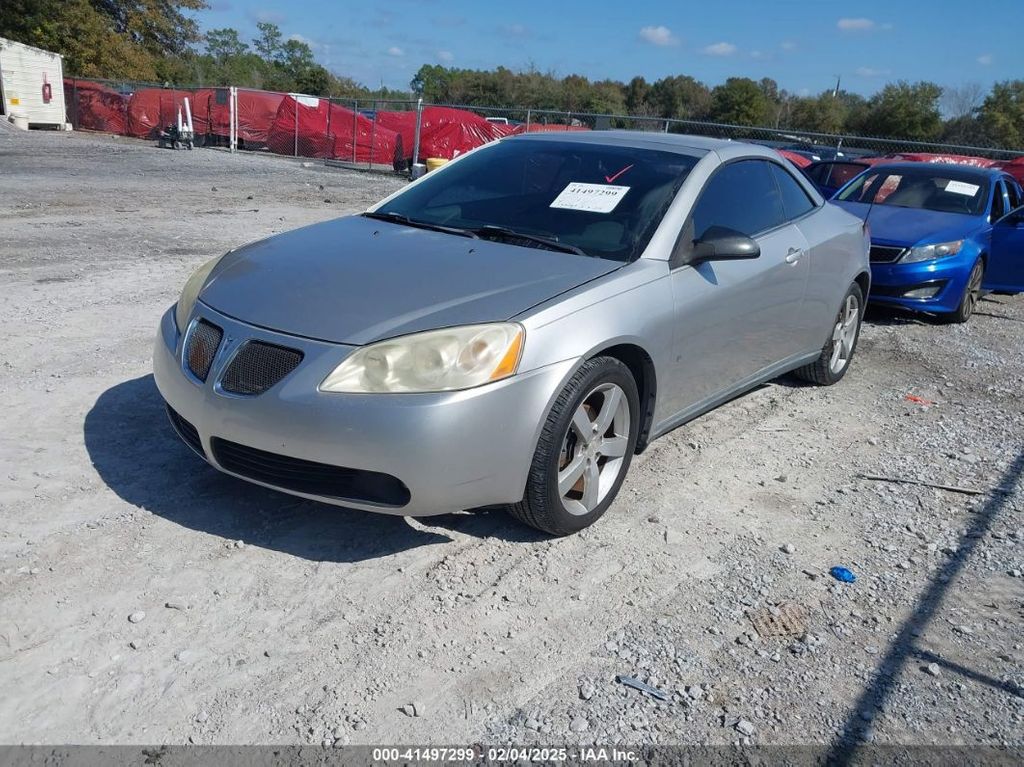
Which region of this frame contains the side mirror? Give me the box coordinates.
[688,228,760,265]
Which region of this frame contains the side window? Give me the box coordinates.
[1005,180,1022,213]
[991,182,1007,222]
[691,160,785,240]
[770,163,816,220]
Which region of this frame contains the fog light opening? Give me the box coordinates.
[903,285,941,299]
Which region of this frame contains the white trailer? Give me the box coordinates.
[0,37,67,129]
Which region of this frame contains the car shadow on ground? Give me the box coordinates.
[864,295,1016,327]
[84,375,543,563]
[826,446,1024,762]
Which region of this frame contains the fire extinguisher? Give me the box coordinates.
[42,75,52,104]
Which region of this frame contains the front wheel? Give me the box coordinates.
[506,357,639,536]
[942,259,983,324]
[794,282,864,385]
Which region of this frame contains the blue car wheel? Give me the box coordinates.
[943,259,985,324]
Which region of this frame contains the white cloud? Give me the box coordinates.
[501,23,529,37]
[780,40,797,51]
[838,18,876,31]
[386,46,404,57]
[855,66,890,77]
[977,53,994,65]
[702,42,737,56]
[437,50,454,63]
[638,25,679,47]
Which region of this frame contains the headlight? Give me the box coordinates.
[320,323,524,393]
[900,240,963,264]
[175,256,223,331]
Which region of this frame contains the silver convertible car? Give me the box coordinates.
[155,133,869,535]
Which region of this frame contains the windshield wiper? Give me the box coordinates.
[362,211,478,239]
[471,225,587,256]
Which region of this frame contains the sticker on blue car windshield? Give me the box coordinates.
[944,180,980,196]
[550,182,630,213]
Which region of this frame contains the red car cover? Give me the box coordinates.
[776,149,812,168]
[126,88,195,138]
[64,79,128,135]
[266,96,403,168]
[378,107,503,160]
[883,152,998,168]
[193,88,284,146]
[993,157,1024,187]
[514,123,590,134]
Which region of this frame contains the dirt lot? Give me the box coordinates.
[1,125,1022,749]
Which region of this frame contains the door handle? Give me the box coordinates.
[785,248,803,265]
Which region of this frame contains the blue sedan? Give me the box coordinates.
[832,163,1024,322]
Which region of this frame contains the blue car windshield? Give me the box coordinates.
[375,139,700,261]
[836,167,990,216]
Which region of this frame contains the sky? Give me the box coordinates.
[200,0,1023,98]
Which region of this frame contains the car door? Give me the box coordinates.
[663,159,811,417]
[986,203,1024,293]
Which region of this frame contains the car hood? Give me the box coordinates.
[832,201,984,246]
[198,215,621,345]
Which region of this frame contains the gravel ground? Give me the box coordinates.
[1,126,1022,748]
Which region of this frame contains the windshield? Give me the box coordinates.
[836,167,990,216]
[374,139,700,261]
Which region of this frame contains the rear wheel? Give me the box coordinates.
[942,259,984,324]
[506,357,639,536]
[794,282,863,385]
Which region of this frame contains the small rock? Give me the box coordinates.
[197,710,209,723]
[735,719,756,737]
[579,682,595,701]
[129,640,141,650]
[781,543,795,555]
[925,663,941,677]
[569,716,589,733]
[165,601,186,611]
[233,540,245,549]
[524,718,540,731]
[1009,569,1022,578]
[647,514,661,524]
[867,437,879,446]
[775,474,788,483]
[400,703,421,717]
[174,649,195,662]
[128,611,146,624]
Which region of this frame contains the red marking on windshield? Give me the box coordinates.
[605,164,634,184]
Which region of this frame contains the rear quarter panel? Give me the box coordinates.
[796,203,870,345]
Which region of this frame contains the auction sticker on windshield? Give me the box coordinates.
[945,180,980,196]
[550,182,630,213]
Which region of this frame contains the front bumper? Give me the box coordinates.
[153,305,576,515]
[868,246,979,314]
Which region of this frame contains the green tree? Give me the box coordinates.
[648,75,711,120]
[710,78,771,125]
[787,92,847,134]
[624,76,651,114]
[978,80,1024,150]
[411,64,452,100]
[253,21,283,62]
[859,81,943,140]
[205,28,248,61]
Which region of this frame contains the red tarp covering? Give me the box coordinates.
[378,106,503,160]
[513,123,590,134]
[266,96,402,168]
[776,149,812,168]
[65,79,128,134]
[126,88,195,138]
[193,88,284,146]
[994,157,1024,186]
[883,152,998,168]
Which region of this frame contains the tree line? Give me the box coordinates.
[2,0,1022,149]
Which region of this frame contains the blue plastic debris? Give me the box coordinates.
[830,566,857,583]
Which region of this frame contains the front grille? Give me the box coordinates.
[869,245,905,264]
[186,320,223,381]
[211,438,410,506]
[220,341,303,395]
[166,405,204,456]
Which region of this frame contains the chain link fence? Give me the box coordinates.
[64,78,1024,177]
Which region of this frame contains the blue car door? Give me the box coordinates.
[987,204,1024,293]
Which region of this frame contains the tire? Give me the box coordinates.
[941,259,983,324]
[794,282,864,386]
[506,357,640,536]
[173,140,183,151]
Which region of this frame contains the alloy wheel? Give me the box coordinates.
[829,293,860,375]
[557,382,631,516]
